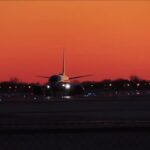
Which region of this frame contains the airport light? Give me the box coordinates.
[127,83,130,87]
[63,96,71,99]
[46,96,51,100]
[34,97,37,100]
[62,84,65,87]
[109,83,112,87]
[136,91,140,95]
[65,84,71,89]
[46,85,50,89]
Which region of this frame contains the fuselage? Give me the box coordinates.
[45,74,84,96]
[49,74,70,84]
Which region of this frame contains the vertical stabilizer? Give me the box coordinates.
[62,49,66,75]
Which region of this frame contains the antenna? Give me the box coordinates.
[62,49,66,75]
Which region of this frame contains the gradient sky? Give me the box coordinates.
[0,1,150,83]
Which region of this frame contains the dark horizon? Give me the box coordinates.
[0,75,149,84]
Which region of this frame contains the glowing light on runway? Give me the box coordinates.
[65,84,71,90]
[46,85,50,89]
[46,96,51,100]
[109,83,112,87]
[62,84,65,87]
[63,96,71,99]
[34,97,37,100]
[137,83,140,87]
[127,84,130,87]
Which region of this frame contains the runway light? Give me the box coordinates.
[62,84,65,87]
[63,96,71,99]
[65,84,71,89]
[46,96,51,100]
[46,85,50,89]
[34,97,37,100]
[109,83,112,87]
[127,83,130,87]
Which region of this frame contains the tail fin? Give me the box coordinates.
[62,49,66,75]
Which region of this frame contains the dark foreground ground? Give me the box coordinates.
[1,95,150,150]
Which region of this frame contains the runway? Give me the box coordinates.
[1,95,150,150]
[0,95,150,130]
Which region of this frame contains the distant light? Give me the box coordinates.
[62,84,65,87]
[34,97,37,100]
[109,83,112,87]
[28,85,31,89]
[91,85,94,87]
[15,86,17,89]
[137,83,140,87]
[65,84,71,89]
[127,84,130,87]
[46,85,50,89]
[63,96,71,99]
[85,92,96,97]
[46,96,51,100]
[9,86,12,89]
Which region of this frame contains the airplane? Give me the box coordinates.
[38,51,92,96]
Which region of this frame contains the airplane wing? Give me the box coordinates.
[69,74,93,80]
[37,76,50,79]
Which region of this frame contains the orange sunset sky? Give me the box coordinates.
[0,1,150,83]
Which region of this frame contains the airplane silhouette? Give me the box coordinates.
[39,50,92,92]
